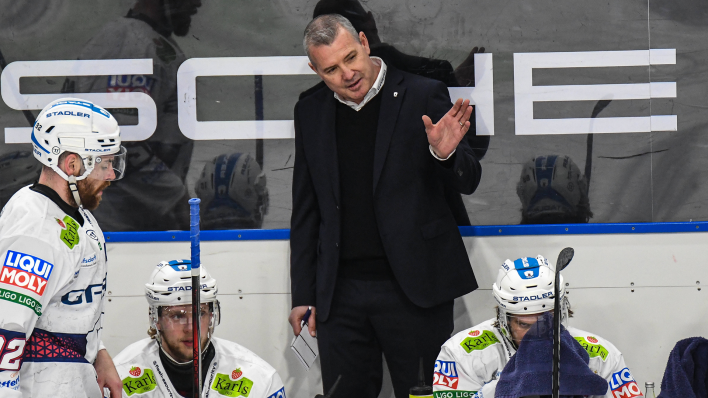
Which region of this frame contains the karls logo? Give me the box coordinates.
[1,49,676,143]
[433,360,459,389]
[122,368,157,396]
[1,251,53,296]
[609,368,642,398]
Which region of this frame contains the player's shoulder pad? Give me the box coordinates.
[212,337,278,374]
[444,318,503,355]
[113,338,158,368]
[568,326,622,363]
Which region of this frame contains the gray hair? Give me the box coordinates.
[303,14,360,60]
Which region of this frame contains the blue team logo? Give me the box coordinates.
[167,259,191,272]
[609,368,642,398]
[433,360,459,389]
[267,387,286,398]
[513,257,540,279]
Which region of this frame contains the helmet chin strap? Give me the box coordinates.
[67,175,82,207]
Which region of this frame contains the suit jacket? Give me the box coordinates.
[290,66,481,321]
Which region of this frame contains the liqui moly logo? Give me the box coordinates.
[1,251,54,296]
[609,368,643,398]
[433,360,459,389]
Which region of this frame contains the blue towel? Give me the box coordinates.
[657,337,708,398]
[495,312,608,398]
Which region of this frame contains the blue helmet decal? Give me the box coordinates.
[167,259,191,271]
[49,100,110,118]
[31,127,49,154]
[513,257,540,280]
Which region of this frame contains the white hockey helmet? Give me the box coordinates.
[32,98,127,184]
[145,260,220,347]
[517,155,590,224]
[195,153,269,229]
[493,255,569,348]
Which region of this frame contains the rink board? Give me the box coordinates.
[103,232,708,397]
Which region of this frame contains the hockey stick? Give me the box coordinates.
[552,247,574,398]
[189,198,203,398]
[585,99,612,191]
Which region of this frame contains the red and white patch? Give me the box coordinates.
[231,368,243,380]
[610,368,643,398]
[129,366,141,377]
[468,330,481,337]
[587,336,599,344]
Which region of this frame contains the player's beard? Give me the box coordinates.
[76,179,110,211]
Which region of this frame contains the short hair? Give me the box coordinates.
[303,14,360,60]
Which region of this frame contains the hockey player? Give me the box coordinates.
[114,260,286,397]
[433,255,643,398]
[0,98,127,397]
[195,153,270,230]
[63,0,203,231]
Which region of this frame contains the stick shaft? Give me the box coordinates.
[189,198,202,398]
[552,265,561,398]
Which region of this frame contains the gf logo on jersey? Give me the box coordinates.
[433,360,459,389]
[609,368,642,398]
[267,387,286,398]
[1,251,53,296]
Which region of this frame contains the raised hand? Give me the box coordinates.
[423,98,474,160]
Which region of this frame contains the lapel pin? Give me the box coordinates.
[393,92,398,97]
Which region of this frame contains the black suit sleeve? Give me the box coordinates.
[290,101,320,308]
[426,81,482,195]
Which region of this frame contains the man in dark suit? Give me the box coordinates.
[288,14,482,398]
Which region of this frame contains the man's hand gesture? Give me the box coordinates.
[423,98,474,159]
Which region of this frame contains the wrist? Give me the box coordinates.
[429,145,456,161]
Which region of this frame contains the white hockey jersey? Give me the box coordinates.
[433,319,644,398]
[114,337,286,398]
[0,185,108,397]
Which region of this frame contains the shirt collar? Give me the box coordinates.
[334,57,387,111]
[30,182,84,226]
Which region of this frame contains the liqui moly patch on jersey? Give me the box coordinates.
[1,250,54,296]
[609,368,643,398]
[433,360,459,389]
